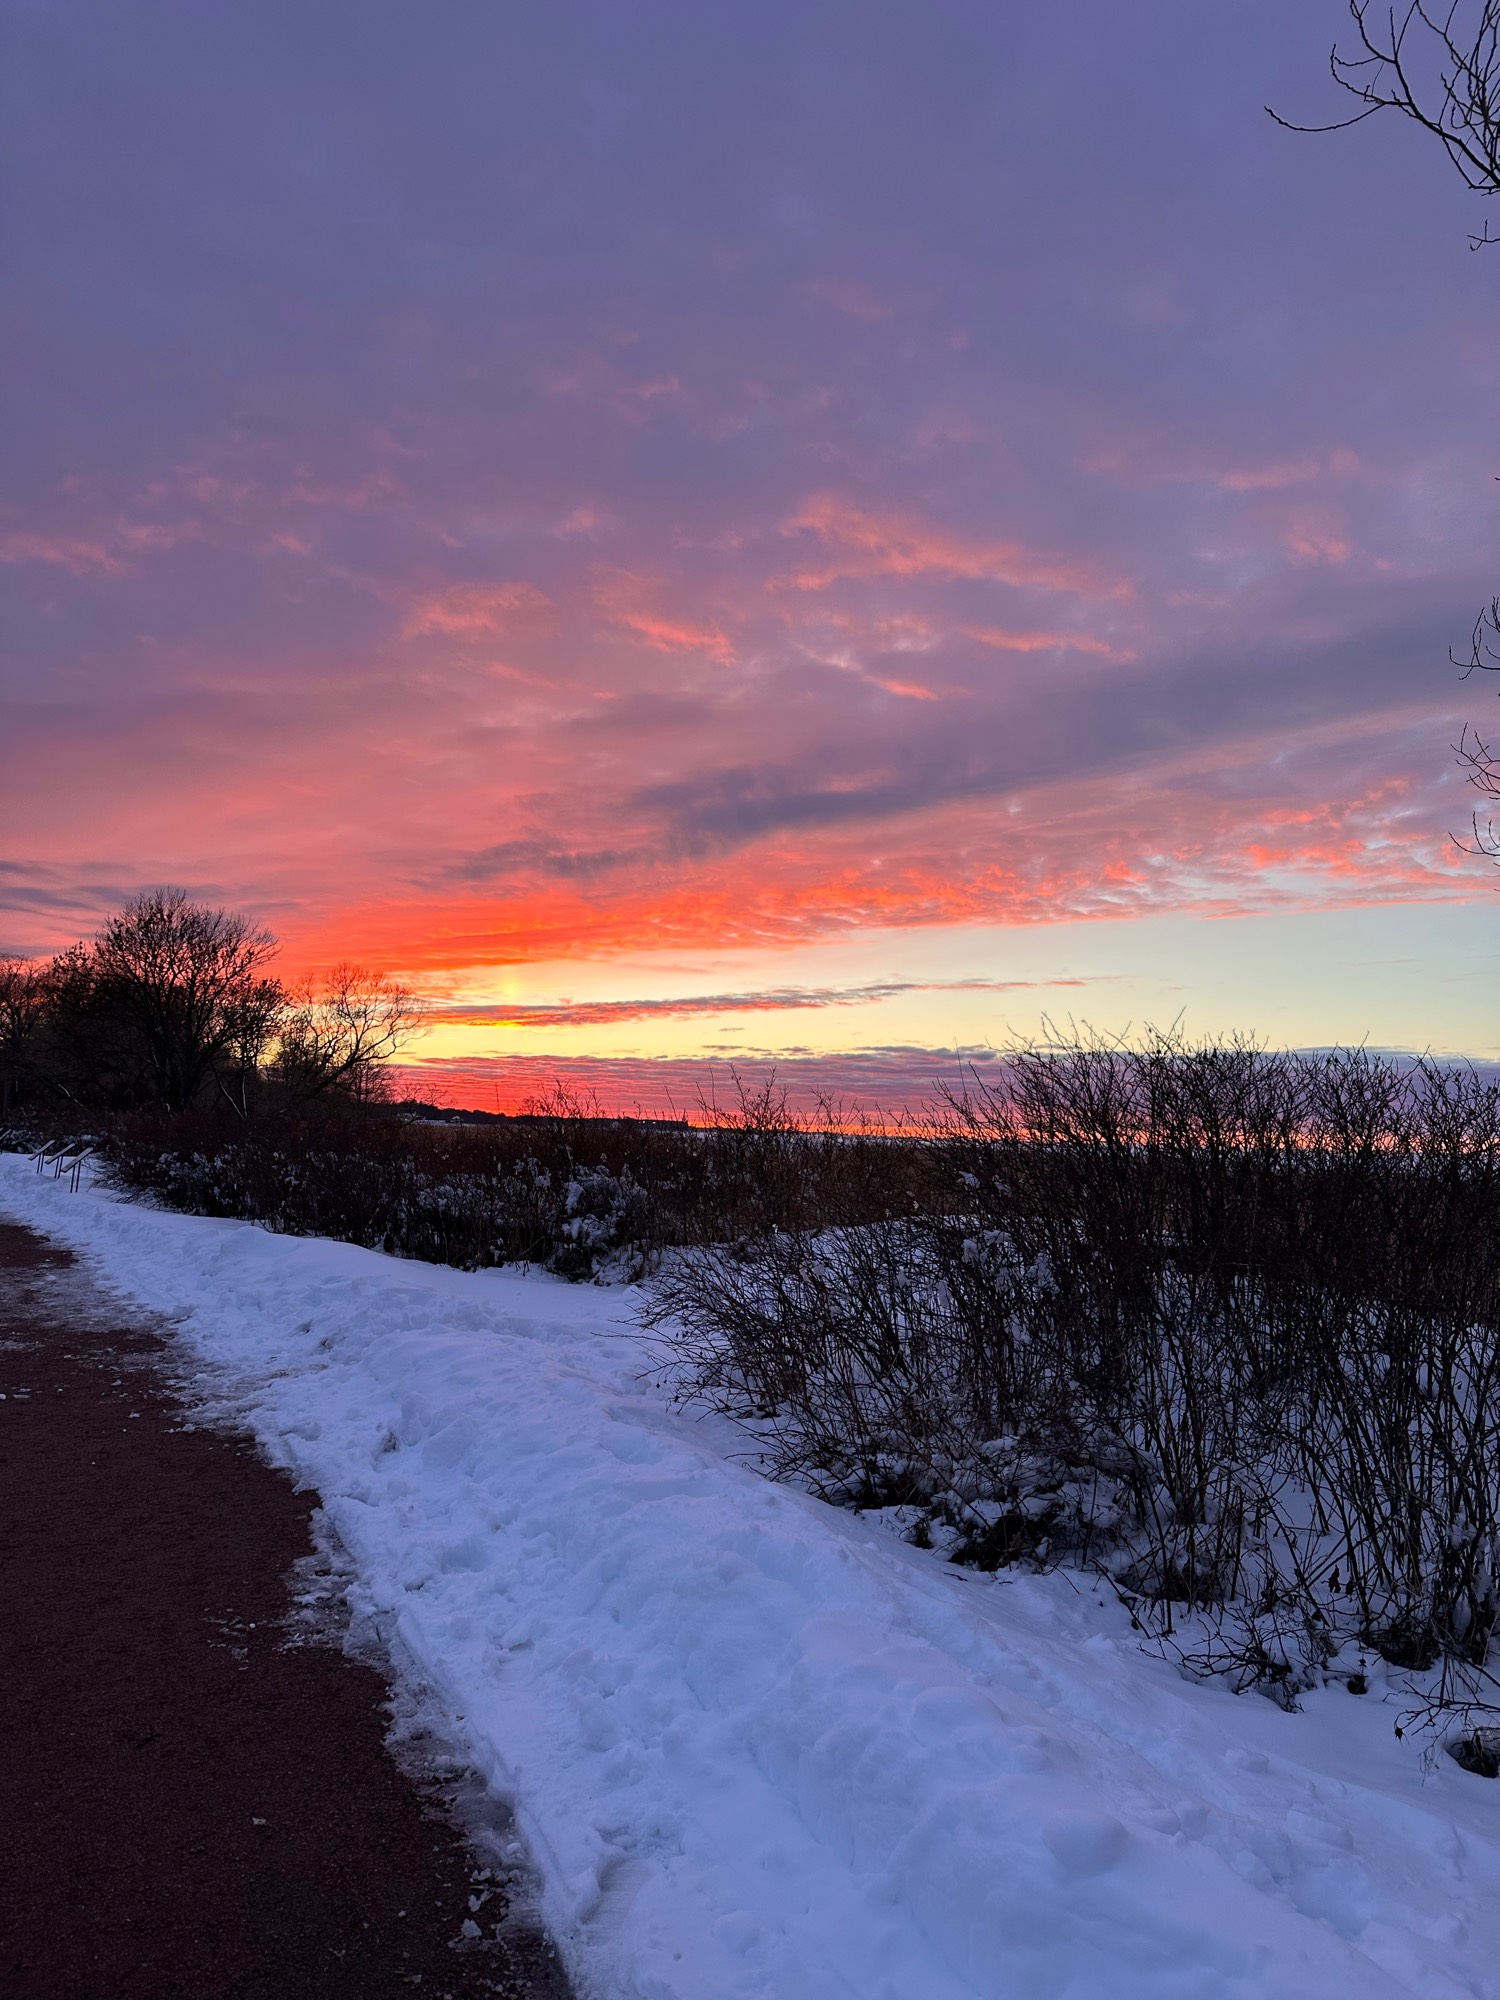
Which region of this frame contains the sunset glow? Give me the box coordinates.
[3,1,1496,1109]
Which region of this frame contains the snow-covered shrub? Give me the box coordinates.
[650,1033,1500,1714]
[96,1078,925,1283]
[546,1167,654,1283]
[98,1118,645,1278]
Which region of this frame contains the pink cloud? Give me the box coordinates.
[1283,509,1353,565]
[966,625,1123,657]
[0,511,205,575]
[392,1049,1000,1121]
[780,496,1130,598]
[0,531,123,575]
[1084,442,1363,494]
[402,582,551,637]
[609,375,684,421]
[815,610,940,653]
[798,277,894,322]
[613,608,735,660]
[282,466,402,509]
[595,574,736,662]
[1215,451,1360,492]
[868,676,940,700]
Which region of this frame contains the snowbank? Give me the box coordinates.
[4,1155,1498,2000]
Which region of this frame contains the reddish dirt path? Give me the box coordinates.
[0,1218,572,2000]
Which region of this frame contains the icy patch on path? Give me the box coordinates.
[4,1156,1498,2000]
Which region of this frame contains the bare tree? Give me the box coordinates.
[0,957,47,1115]
[90,889,281,1113]
[31,943,129,1107]
[1273,3,1500,855]
[14,904,424,1117]
[270,964,428,1109]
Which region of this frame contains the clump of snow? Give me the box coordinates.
[4,1155,1498,2000]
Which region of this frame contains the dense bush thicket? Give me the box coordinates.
[87,1081,923,1282]
[100,1112,655,1279]
[648,1034,1500,1719]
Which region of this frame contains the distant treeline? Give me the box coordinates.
[0,890,424,1118]
[391,1097,691,1131]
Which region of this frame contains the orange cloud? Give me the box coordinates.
[273,764,1466,985]
[780,496,1130,597]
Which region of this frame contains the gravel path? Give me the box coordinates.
[0,1217,572,2000]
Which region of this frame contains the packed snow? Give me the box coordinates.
[3,1153,1498,2000]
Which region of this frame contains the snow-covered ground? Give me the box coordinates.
[4,1154,1498,2000]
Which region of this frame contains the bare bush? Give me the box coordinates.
[648,1030,1500,1711]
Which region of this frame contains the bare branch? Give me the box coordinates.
[1272,2,1500,210]
[271,965,429,1107]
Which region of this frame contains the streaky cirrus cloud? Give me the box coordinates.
[428,974,1106,1032]
[1,531,124,576]
[394,1047,1012,1121]
[776,497,1132,598]
[401,582,551,638]
[966,626,1125,658]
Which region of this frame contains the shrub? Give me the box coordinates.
[648,1032,1500,1712]
[94,1083,926,1283]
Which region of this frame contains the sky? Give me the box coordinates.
[2,0,1496,1110]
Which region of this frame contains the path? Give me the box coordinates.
[0,1218,571,2000]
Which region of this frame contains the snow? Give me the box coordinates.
[4,1154,1499,2000]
